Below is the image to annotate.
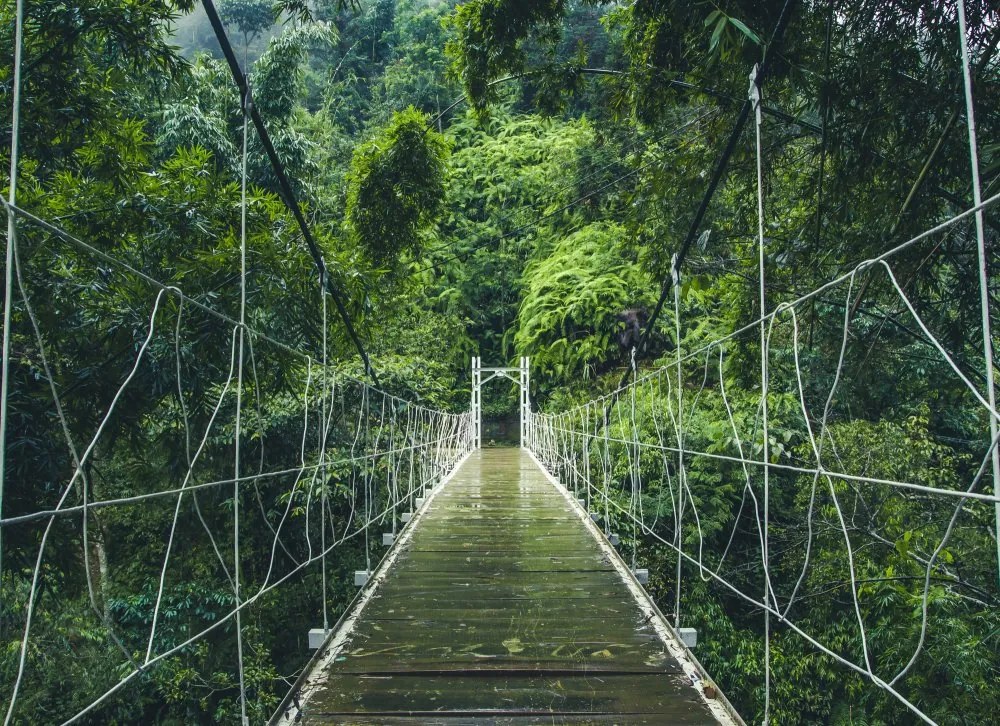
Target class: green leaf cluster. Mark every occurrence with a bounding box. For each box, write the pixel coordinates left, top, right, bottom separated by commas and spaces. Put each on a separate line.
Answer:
515, 221, 651, 380
345, 106, 450, 266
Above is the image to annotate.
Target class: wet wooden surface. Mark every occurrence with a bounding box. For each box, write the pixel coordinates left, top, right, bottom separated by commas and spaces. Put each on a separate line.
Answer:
293, 448, 722, 725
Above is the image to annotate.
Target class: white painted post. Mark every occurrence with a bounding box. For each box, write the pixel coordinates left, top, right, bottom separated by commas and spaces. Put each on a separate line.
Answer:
519, 357, 530, 449
471, 356, 476, 449
477, 356, 482, 449
519, 357, 525, 447
471, 356, 481, 449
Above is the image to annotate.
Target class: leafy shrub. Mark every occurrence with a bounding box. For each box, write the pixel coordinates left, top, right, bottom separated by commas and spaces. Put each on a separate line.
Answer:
515, 221, 652, 381
345, 107, 450, 267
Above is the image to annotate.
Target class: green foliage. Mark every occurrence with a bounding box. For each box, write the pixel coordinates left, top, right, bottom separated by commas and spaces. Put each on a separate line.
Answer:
377, 0, 459, 115
314, 0, 397, 132
220, 0, 278, 45
345, 106, 450, 266
253, 24, 338, 123
157, 57, 240, 168
5, 0, 1000, 723
426, 112, 611, 367
0, 0, 190, 173
515, 222, 651, 381
445, 0, 566, 113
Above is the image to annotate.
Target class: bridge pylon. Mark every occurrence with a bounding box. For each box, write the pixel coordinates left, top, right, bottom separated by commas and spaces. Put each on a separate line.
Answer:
470, 356, 530, 448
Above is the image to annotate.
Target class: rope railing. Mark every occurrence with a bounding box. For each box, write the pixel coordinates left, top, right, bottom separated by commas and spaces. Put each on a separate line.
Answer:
3, 1, 997, 724
0, 212, 475, 722
525, 7, 999, 723
0, 5, 474, 723
526, 268, 999, 722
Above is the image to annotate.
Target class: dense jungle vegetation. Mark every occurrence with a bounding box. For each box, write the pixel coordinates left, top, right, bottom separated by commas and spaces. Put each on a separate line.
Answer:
1, 0, 998, 723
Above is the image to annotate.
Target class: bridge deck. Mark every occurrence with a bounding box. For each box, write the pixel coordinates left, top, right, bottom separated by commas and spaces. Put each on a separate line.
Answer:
279, 448, 734, 725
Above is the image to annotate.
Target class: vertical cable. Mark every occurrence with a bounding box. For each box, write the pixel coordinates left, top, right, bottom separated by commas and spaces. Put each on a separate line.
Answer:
364, 391, 372, 574
233, 75, 250, 726
671, 254, 684, 629
320, 272, 329, 632
582, 403, 591, 505
0, 0, 25, 601
387, 404, 396, 536
750, 63, 771, 725
957, 0, 1000, 586
629, 348, 639, 569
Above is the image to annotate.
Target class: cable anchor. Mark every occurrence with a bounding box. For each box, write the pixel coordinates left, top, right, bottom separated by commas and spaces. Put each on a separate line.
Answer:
748, 64, 762, 124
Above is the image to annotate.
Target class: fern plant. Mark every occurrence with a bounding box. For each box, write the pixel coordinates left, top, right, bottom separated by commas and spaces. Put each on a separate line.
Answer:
515, 222, 653, 382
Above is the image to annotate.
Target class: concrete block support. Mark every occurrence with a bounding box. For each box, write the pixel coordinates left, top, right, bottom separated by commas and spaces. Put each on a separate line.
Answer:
308, 628, 329, 649
679, 627, 698, 648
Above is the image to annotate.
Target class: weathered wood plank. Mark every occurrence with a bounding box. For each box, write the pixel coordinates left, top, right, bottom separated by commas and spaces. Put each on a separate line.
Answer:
278, 449, 732, 724
301, 673, 711, 720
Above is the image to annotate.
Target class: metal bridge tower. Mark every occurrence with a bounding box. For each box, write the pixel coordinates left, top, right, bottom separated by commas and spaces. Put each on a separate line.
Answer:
470, 357, 530, 448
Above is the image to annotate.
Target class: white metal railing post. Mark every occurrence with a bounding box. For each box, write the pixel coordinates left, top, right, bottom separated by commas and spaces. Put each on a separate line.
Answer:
520, 356, 528, 448
472, 356, 481, 449
476, 356, 483, 449
526, 358, 531, 446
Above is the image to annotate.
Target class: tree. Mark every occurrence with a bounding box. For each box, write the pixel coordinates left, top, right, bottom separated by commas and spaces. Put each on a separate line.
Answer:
345, 106, 450, 267
220, 0, 277, 58
515, 222, 651, 380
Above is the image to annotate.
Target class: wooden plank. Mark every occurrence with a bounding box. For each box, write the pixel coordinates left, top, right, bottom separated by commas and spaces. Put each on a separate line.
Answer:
280, 449, 728, 725
301, 673, 712, 720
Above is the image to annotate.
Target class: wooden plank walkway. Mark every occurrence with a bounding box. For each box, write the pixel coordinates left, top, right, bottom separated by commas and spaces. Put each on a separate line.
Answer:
276, 448, 737, 725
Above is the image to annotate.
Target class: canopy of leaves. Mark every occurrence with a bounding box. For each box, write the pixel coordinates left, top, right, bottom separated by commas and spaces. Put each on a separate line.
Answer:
424, 112, 607, 363
345, 106, 450, 266
515, 222, 651, 379
2, 0, 999, 722
445, 0, 567, 112
220, 0, 278, 43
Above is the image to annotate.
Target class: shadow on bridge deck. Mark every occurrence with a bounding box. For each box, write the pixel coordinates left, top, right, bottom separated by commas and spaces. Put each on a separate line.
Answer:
274, 448, 738, 725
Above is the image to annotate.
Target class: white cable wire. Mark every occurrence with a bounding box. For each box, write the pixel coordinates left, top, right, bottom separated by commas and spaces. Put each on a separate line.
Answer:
233, 78, 250, 726
671, 255, 685, 628
0, 0, 25, 606
765, 304, 874, 673
956, 0, 1000, 586
750, 63, 772, 724
320, 272, 329, 632
146, 325, 241, 662
782, 273, 858, 617
582, 471, 940, 724
4, 290, 171, 726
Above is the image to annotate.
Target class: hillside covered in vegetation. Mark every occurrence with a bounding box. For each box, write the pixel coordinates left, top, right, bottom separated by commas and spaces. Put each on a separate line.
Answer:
1, 0, 998, 723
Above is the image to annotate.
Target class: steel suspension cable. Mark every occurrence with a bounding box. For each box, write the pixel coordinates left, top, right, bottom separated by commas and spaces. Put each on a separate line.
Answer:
200, 0, 378, 385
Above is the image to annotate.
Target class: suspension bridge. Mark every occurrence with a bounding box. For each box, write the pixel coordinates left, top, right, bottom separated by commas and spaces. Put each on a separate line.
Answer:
274, 447, 737, 725
2, 1, 999, 725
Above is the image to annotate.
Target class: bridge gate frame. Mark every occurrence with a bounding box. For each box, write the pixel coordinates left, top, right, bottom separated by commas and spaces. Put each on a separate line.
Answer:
470, 357, 530, 448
